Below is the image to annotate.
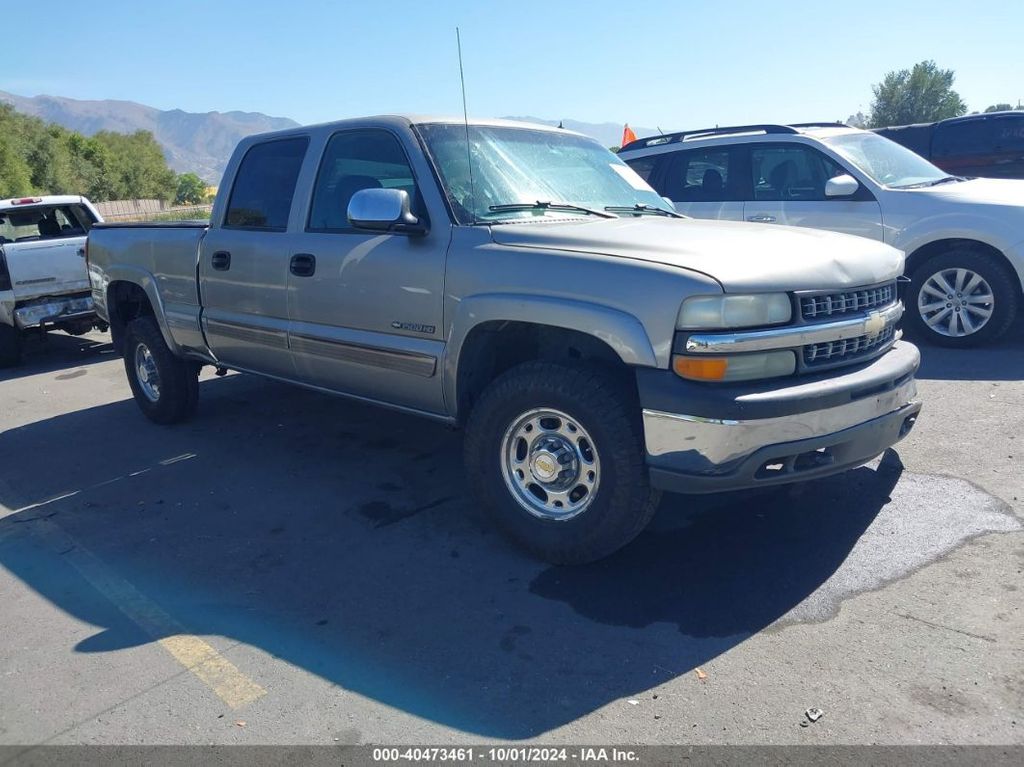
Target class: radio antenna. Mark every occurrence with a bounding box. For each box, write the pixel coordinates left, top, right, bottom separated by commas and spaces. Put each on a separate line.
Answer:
456, 27, 477, 223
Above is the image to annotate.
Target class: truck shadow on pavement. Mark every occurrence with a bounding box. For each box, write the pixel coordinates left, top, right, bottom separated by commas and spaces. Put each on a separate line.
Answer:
0, 373, 902, 739
0, 332, 115, 383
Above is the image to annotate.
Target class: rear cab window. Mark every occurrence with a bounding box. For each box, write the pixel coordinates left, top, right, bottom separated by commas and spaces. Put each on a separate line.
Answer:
0, 203, 96, 244
224, 137, 309, 230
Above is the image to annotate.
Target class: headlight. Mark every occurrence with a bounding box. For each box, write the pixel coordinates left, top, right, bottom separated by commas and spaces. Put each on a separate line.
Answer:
677, 293, 791, 329
672, 350, 796, 382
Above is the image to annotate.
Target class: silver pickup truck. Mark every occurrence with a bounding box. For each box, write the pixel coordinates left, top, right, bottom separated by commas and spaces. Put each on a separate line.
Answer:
87, 117, 922, 563
1, 195, 104, 367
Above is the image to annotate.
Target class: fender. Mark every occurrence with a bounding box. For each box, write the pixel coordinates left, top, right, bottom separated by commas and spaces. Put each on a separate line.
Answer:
442, 292, 658, 415
893, 212, 1024, 286
101, 264, 182, 355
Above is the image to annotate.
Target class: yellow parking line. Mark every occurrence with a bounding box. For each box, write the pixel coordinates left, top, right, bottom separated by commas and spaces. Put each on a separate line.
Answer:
159, 636, 267, 709
17, 515, 266, 709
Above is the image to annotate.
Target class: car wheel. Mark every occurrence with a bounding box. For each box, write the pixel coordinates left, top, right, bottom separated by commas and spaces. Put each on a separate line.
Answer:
906, 249, 1019, 348
464, 361, 660, 564
0, 323, 22, 368
123, 317, 199, 424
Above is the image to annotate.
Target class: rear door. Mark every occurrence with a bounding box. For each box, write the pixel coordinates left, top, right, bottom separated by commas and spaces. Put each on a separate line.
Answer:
0, 201, 94, 300
743, 143, 884, 240
625, 147, 745, 221
198, 136, 308, 378
660, 146, 746, 221
285, 128, 447, 413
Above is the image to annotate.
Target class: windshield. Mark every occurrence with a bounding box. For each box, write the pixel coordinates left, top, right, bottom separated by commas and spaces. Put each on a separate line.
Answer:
416, 124, 670, 224
823, 132, 951, 189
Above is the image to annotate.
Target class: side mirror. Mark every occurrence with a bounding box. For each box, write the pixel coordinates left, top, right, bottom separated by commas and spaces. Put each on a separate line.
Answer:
825, 174, 860, 198
347, 188, 426, 235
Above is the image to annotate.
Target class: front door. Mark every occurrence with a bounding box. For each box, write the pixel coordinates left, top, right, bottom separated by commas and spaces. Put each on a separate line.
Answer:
743, 144, 884, 240
199, 136, 308, 378
286, 128, 447, 414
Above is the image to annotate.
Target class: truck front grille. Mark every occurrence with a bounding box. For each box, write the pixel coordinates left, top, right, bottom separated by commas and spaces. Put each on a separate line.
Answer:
803, 325, 896, 366
800, 282, 896, 321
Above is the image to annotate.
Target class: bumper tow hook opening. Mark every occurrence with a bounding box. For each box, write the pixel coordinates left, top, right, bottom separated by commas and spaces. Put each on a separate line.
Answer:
900, 414, 917, 438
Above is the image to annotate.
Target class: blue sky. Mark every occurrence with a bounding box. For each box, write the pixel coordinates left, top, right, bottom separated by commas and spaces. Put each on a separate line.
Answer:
4, 0, 1021, 129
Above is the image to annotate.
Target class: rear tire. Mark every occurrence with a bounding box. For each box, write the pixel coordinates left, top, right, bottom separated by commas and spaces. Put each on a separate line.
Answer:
905, 249, 1019, 348
464, 361, 660, 564
0, 324, 22, 368
123, 317, 199, 424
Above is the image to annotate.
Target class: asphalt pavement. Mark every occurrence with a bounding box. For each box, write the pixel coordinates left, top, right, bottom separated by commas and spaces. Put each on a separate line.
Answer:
0, 326, 1021, 746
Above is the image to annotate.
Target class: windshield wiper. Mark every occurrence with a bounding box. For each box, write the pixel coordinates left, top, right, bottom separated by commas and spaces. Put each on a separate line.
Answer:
604, 204, 683, 218
488, 201, 616, 219
896, 175, 965, 189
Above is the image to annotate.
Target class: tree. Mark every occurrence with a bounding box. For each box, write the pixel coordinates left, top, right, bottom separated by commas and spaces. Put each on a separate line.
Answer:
984, 103, 1015, 113
868, 60, 967, 128
845, 111, 868, 129
174, 173, 207, 205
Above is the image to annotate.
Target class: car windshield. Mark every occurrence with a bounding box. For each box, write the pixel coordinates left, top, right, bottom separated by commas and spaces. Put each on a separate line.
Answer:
416, 123, 671, 224
823, 132, 951, 189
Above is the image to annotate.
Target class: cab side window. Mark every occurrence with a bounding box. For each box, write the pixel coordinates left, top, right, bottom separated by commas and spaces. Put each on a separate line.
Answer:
664, 147, 742, 201
225, 137, 309, 230
307, 130, 425, 232
751, 145, 844, 201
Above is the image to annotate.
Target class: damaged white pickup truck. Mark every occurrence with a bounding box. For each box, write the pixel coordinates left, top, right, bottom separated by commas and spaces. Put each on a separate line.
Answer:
0, 195, 106, 367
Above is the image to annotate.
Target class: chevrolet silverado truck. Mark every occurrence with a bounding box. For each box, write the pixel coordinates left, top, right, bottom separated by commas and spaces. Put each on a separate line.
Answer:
86, 117, 922, 563
1, 195, 105, 367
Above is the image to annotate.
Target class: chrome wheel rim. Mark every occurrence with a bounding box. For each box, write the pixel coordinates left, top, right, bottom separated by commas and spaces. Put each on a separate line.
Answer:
918, 267, 994, 338
500, 408, 601, 521
134, 342, 161, 402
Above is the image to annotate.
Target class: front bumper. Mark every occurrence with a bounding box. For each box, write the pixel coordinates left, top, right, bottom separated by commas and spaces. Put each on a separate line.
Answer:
638, 340, 922, 494
13, 294, 95, 330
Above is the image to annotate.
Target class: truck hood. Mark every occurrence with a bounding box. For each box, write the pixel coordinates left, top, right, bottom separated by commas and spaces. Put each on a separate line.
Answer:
489, 217, 904, 292
905, 177, 1024, 206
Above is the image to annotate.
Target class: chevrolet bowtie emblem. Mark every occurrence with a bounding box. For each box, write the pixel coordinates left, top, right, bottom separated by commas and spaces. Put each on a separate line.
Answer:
864, 310, 886, 339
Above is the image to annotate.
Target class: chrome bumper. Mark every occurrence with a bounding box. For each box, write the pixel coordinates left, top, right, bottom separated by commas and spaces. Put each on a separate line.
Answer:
13, 295, 95, 329
639, 341, 922, 493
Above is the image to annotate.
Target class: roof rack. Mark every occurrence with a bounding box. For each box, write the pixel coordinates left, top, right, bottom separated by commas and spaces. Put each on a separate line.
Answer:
620, 121, 851, 152
788, 121, 849, 129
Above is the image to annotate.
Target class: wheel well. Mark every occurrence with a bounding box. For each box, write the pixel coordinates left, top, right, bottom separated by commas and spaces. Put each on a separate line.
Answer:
905, 239, 1023, 298
455, 321, 635, 425
106, 281, 155, 352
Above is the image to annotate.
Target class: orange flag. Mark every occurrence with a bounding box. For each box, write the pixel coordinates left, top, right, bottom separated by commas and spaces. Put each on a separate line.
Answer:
621, 123, 638, 147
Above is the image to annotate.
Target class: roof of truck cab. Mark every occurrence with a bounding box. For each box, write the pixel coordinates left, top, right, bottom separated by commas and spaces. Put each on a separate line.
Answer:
0, 194, 88, 211
237, 115, 588, 142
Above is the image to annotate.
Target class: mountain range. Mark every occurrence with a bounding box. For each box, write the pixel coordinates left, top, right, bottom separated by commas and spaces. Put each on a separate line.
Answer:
0, 91, 660, 183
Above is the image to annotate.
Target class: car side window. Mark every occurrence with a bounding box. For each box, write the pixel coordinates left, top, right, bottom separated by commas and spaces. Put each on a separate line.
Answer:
750, 145, 845, 201
622, 155, 660, 182
307, 129, 425, 232
664, 148, 741, 202
225, 137, 309, 230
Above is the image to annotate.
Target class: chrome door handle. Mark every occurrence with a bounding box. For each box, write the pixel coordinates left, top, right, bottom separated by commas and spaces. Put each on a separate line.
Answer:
747, 215, 777, 223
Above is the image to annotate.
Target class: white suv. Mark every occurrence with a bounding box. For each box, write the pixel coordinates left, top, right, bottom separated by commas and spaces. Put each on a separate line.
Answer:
619, 123, 1024, 347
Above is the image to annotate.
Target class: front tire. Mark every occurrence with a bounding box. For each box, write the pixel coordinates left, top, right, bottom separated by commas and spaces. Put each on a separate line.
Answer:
0, 324, 22, 368
464, 362, 660, 564
123, 317, 199, 424
905, 249, 1019, 347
